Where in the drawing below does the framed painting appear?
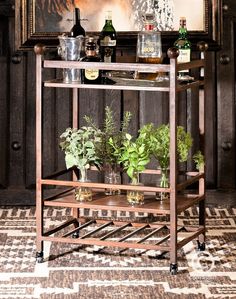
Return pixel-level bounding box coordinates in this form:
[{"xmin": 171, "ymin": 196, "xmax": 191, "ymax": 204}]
[{"xmin": 15, "ymin": 0, "xmax": 222, "ymax": 50}]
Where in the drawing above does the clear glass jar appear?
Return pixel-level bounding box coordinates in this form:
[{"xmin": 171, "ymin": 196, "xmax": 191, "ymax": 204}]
[
  {"xmin": 156, "ymin": 167, "xmax": 169, "ymax": 202},
  {"xmin": 104, "ymin": 164, "xmax": 121, "ymax": 196},
  {"xmin": 75, "ymin": 167, "xmax": 92, "ymax": 202},
  {"xmin": 126, "ymin": 172, "xmax": 144, "ymax": 206}
]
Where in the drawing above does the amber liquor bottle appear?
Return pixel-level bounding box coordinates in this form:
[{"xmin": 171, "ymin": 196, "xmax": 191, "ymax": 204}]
[
  {"xmin": 81, "ymin": 37, "xmax": 102, "ymax": 84},
  {"xmin": 136, "ymin": 6, "xmax": 163, "ymax": 80}
]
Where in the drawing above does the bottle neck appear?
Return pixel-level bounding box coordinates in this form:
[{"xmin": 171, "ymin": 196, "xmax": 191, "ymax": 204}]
[
  {"xmin": 179, "ymin": 26, "xmax": 187, "ymax": 38},
  {"xmin": 75, "ymin": 8, "xmax": 80, "ymax": 24},
  {"xmin": 105, "ymin": 19, "xmax": 113, "ymax": 26},
  {"xmin": 179, "ymin": 19, "xmax": 187, "ymax": 38}
]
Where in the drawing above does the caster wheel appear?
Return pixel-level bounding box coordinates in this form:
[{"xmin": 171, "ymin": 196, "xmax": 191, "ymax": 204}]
[
  {"xmin": 170, "ymin": 263, "xmax": 178, "ymax": 275},
  {"xmin": 72, "ymin": 231, "xmax": 79, "ymax": 239},
  {"xmin": 197, "ymin": 241, "xmax": 206, "ymax": 251},
  {"xmin": 36, "ymin": 252, "xmax": 44, "ymax": 263}
]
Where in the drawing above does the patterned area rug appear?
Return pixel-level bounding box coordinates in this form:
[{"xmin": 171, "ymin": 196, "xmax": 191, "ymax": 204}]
[{"xmin": 0, "ymin": 206, "xmax": 236, "ymax": 299}]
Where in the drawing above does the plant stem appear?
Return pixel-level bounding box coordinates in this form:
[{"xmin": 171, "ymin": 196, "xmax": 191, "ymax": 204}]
[
  {"xmin": 160, "ymin": 168, "xmax": 169, "ymax": 188},
  {"xmin": 80, "ymin": 167, "xmax": 87, "ymax": 182}
]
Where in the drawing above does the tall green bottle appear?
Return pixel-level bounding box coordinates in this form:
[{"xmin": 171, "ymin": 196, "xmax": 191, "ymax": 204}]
[
  {"xmin": 70, "ymin": 8, "xmax": 85, "ymax": 37},
  {"xmin": 99, "ymin": 11, "xmax": 117, "ymax": 62},
  {"xmin": 174, "ymin": 17, "xmax": 191, "ymax": 77}
]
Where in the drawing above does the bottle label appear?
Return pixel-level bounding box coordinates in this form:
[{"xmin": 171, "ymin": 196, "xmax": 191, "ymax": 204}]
[
  {"xmin": 104, "ymin": 54, "xmax": 111, "ymax": 63},
  {"xmin": 85, "ymin": 69, "xmax": 99, "ymax": 80},
  {"xmin": 100, "ymin": 36, "xmax": 116, "ymax": 47},
  {"xmin": 177, "ymin": 49, "xmax": 190, "ymax": 64},
  {"xmin": 102, "ymin": 47, "xmax": 114, "ymax": 63},
  {"xmin": 177, "ymin": 49, "xmax": 190, "ymax": 73},
  {"xmin": 143, "ymin": 40, "xmax": 156, "ymax": 54}
]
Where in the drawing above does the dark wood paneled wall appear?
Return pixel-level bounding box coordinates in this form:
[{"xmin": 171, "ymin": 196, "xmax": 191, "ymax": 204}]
[
  {"xmin": 216, "ymin": 0, "xmax": 236, "ymax": 189},
  {"xmin": 0, "ymin": 1, "xmax": 235, "ymax": 205}
]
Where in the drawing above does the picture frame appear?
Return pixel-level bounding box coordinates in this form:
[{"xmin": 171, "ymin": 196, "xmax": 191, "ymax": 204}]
[{"xmin": 15, "ymin": 0, "xmax": 222, "ymax": 50}]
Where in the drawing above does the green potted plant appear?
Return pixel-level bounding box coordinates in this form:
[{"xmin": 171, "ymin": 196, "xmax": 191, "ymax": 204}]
[
  {"xmin": 193, "ymin": 150, "xmax": 205, "ymax": 172},
  {"xmin": 139, "ymin": 123, "xmax": 193, "ymax": 201},
  {"xmin": 109, "ymin": 133, "xmax": 150, "ymax": 205},
  {"xmin": 60, "ymin": 126, "xmax": 102, "ymax": 201},
  {"xmin": 84, "ymin": 106, "xmax": 132, "ymax": 195}
]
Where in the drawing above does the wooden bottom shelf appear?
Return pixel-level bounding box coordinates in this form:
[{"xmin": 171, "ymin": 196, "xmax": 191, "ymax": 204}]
[{"xmin": 41, "ymin": 217, "xmax": 205, "ymax": 252}]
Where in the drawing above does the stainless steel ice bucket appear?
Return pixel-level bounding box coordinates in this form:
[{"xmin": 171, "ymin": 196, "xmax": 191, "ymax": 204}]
[{"xmin": 58, "ymin": 35, "xmax": 85, "ymax": 83}]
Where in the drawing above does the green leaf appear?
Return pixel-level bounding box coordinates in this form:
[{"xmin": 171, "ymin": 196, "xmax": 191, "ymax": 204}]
[
  {"xmin": 138, "ymin": 159, "xmax": 149, "ymax": 166},
  {"xmin": 138, "ymin": 144, "xmax": 145, "ymax": 154},
  {"xmin": 127, "ymin": 167, "xmax": 134, "ymax": 179},
  {"xmin": 65, "ymin": 154, "xmax": 77, "ymax": 169},
  {"xmin": 125, "ymin": 133, "xmax": 132, "ymax": 141},
  {"xmin": 85, "ymin": 141, "xmax": 94, "ymax": 148}
]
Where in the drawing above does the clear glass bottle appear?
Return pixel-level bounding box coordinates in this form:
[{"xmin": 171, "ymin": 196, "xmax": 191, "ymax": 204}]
[
  {"xmin": 81, "ymin": 37, "xmax": 102, "ymax": 84},
  {"xmin": 135, "ymin": 5, "xmax": 163, "ymax": 81},
  {"xmin": 174, "ymin": 17, "xmax": 191, "ymax": 79},
  {"xmin": 99, "ymin": 11, "xmax": 117, "ymax": 63},
  {"xmin": 70, "ymin": 7, "xmax": 85, "ymax": 37}
]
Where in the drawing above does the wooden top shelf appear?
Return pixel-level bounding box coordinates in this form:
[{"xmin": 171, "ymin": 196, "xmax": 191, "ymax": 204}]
[
  {"xmin": 44, "ymin": 78, "xmax": 170, "ymax": 92},
  {"xmin": 43, "ymin": 59, "xmax": 205, "ymax": 92},
  {"xmin": 43, "ymin": 59, "xmax": 205, "ymax": 72},
  {"xmin": 44, "ymin": 78, "xmax": 204, "ymax": 92},
  {"xmin": 44, "ymin": 192, "xmax": 204, "ymax": 215}
]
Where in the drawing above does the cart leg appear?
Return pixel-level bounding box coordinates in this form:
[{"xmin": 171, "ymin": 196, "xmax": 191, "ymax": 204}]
[
  {"xmin": 170, "ymin": 263, "xmax": 178, "ymax": 275},
  {"xmin": 169, "ymin": 232, "xmax": 178, "ymax": 275},
  {"xmin": 72, "ymin": 208, "xmax": 80, "ymax": 238},
  {"xmin": 72, "ymin": 159, "xmax": 80, "ymax": 238},
  {"xmin": 72, "ymin": 231, "xmax": 79, "ymax": 238},
  {"xmin": 169, "ymin": 192, "xmax": 178, "ymax": 275},
  {"xmin": 36, "ymin": 249, "xmax": 44, "ymax": 263},
  {"xmin": 35, "ymin": 190, "xmax": 44, "ymax": 263},
  {"xmin": 198, "ymin": 199, "xmax": 206, "ymax": 251},
  {"xmin": 36, "ymin": 236, "xmax": 44, "ymax": 263},
  {"xmin": 197, "ymin": 240, "xmax": 206, "ymax": 251}
]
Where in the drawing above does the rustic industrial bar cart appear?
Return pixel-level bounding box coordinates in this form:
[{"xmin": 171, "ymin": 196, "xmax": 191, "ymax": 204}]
[{"xmin": 34, "ymin": 43, "xmax": 207, "ymax": 275}]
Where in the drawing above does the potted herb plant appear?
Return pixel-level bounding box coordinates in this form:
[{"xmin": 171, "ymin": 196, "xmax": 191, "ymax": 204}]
[
  {"xmin": 109, "ymin": 133, "xmax": 150, "ymax": 205},
  {"xmin": 84, "ymin": 106, "xmax": 132, "ymax": 195},
  {"xmin": 139, "ymin": 123, "xmax": 193, "ymax": 201},
  {"xmin": 60, "ymin": 126, "xmax": 102, "ymax": 201},
  {"xmin": 193, "ymin": 150, "xmax": 205, "ymax": 172}
]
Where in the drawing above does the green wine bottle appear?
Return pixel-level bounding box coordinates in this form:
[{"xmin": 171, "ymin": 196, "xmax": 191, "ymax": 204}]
[
  {"xmin": 99, "ymin": 11, "xmax": 117, "ymax": 62},
  {"xmin": 174, "ymin": 17, "xmax": 191, "ymax": 78},
  {"xmin": 70, "ymin": 8, "xmax": 85, "ymax": 37}
]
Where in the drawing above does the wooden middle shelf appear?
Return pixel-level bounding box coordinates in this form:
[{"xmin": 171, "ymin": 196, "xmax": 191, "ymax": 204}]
[{"xmin": 44, "ymin": 191, "xmax": 204, "ymax": 214}]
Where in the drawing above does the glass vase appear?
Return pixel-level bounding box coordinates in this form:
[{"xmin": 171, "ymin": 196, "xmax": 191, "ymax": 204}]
[
  {"xmin": 75, "ymin": 167, "xmax": 92, "ymax": 202},
  {"xmin": 156, "ymin": 167, "xmax": 169, "ymax": 202},
  {"xmin": 126, "ymin": 172, "xmax": 144, "ymax": 206},
  {"xmin": 104, "ymin": 164, "xmax": 121, "ymax": 195}
]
